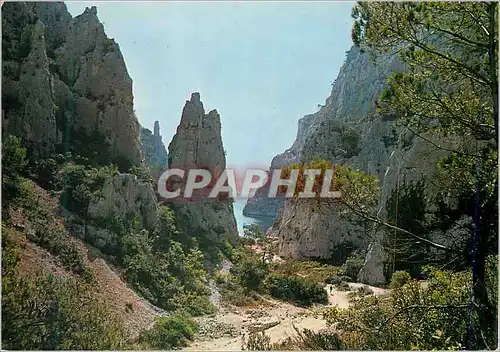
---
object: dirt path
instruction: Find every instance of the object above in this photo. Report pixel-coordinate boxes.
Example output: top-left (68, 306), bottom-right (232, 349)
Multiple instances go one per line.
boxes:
top-left (184, 283), bottom-right (387, 351)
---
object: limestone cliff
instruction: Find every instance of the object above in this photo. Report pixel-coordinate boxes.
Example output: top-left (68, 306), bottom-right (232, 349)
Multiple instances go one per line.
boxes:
top-left (2, 2), bottom-right (142, 170)
top-left (251, 47), bottom-right (453, 284)
top-left (167, 93), bottom-right (239, 255)
top-left (243, 113), bottom-right (318, 218)
top-left (140, 121), bottom-right (168, 177)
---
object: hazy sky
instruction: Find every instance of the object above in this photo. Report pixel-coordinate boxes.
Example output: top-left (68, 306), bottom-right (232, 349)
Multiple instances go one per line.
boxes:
top-left (66, 1), bottom-right (354, 168)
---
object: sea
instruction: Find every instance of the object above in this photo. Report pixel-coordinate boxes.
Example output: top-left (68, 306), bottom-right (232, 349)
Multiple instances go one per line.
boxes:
top-left (232, 198), bottom-right (274, 236)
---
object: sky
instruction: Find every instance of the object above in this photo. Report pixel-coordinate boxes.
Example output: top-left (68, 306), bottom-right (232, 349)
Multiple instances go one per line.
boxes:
top-left (65, 1), bottom-right (355, 169)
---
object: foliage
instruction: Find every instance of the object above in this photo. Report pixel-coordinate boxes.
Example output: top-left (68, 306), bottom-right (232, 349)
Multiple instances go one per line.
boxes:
top-left (139, 311), bottom-right (197, 349)
top-left (242, 331), bottom-right (271, 351)
top-left (294, 328), bottom-right (345, 350)
top-left (129, 165), bottom-right (153, 183)
top-left (59, 163), bottom-right (118, 215)
top-left (2, 240), bottom-right (125, 351)
top-left (341, 251), bottom-right (365, 281)
top-left (2, 135), bottom-right (28, 203)
top-left (121, 225), bottom-right (210, 312)
top-left (271, 259), bottom-right (342, 284)
top-left (389, 270), bottom-right (411, 289)
top-left (215, 273), bottom-right (264, 307)
top-left (231, 248), bottom-right (269, 292)
top-left (335, 281), bottom-right (350, 292)
top-left (352, 4), bottom-right (498, 347)
top-left (325, 274), bottom-right (342, 286)
top-left (265, 273), bottom-right (328, 307)
top-left (243, 223), bottom-right (265, 241)
top-left (357, 285), bottom-right (374, 296)
top-left (321, 267), bottom-right (486, 350)
top-left (153, 205), bottom-right (181, 251)
top-left (2, 175), bottom-right (92, 280)
top-left (30, 157), bottom-right (60, 190)
top-left (384, 179), bottom-right (430, 278)
top-left (2, 135), bottom-right (28, 176)
top-left (171, 292), bottom-right (216, 317)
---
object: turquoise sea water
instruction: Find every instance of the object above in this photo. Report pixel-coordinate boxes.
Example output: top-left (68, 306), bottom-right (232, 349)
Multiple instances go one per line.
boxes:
top-left (232, 198), bottom-right (274, 236)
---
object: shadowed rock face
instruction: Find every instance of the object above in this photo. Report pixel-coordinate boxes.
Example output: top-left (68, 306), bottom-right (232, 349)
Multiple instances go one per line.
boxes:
top-left (2, 2), bottom-right (142, 170)
top-left (167, 93), bottom-right (239, 254)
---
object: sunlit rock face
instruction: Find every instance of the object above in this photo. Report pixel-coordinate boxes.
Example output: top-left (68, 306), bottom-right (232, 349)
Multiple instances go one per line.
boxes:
top-left (2, 2), bottom-right (143, 170)
top-left (167, 93), bottom-right (239, 255)
top-left (251, 46), bottom-right (453, 285)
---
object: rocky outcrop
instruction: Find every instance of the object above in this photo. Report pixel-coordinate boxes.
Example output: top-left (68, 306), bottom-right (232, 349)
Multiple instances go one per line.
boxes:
top-left (8, 20), bottom-right (59, 157)
top-left (65, 173), bottom-right (158, 254)
top-left (167, 93), bottom-right (239, 253)
top-left (168, 93), bottom-right (226, 172)
top-left (140, 121), bottom-right (168, 177)
top-left (243, 113), bottom-right (319, 218)
top-left (2, 2), bottom-right (142, 170)
top-left (87, 173), bottom-right (158, 230)
top-left (251, 46), bottom-right (455, 284)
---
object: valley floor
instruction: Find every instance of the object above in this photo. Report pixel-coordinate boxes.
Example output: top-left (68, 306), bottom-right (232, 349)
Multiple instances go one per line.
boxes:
top-left (185, 282), bottom-right (387, 350)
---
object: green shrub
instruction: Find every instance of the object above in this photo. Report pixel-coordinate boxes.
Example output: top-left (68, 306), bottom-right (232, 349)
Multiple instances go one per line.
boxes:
top-left (170, 292), bottom-right (216, 316)
top-left (340, 275), bottom-right (352, 282)
top-left (31, 158), bottom-right (59, 189)
top-left (325, 274), bottom-right (342, 285)
top-left (59, 163), bottom-right (118, 214)
top-left (121, 228), bottom-right (211, 312)
top-left (357, 285), bottom-right (374, 295)
top-left (295, 328), bottom-right (345, 350)
top-left (216, 273), bottom-right (264, 307)
top-left (27, 227), bottom-right (87, 276)
top-left (239, 236), bottom-right (256, 246)
top-left (389, 270), bottom-right (411, 289)
top-left (2, 135), bottom-right (28, 204)
top-left (243, 331), bottom-right (271, 350)
top-left (232, 249), bottom-right (269, 291)
top-left (265, 274), bottom-right (328, 307)
top-left (2, 273), bottom-right (126, 350)
top-left (335, 281), bottom-right (351, 291)
top-left (322, 267), bottom-right (476, 350)
top-left (140, 312), bottom-right (197, 349)
top-left (243, 223), bottom-right (265, 241)
top-left (341, 251), bottom-right (364, 281)
top-left (2, 135), bottom-right (27, 176)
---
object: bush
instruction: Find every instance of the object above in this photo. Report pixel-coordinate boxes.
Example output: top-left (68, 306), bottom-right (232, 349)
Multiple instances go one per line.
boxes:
top-left (170, 292), bottom-right (216, 317)
top-left (295, 328), bottom-right (345, 350)
top-left (140, 312), bottom-right (197, 349)
top-left (341, 275), bottom-right (352, 282)
top-left (239, 236), bottom-right (256, 246)
top-left (265, 274), bottom-right (328, 307)
top-left (121, 227), bottom-right (211, 313)
top-left (321, 267), bottom-right (477, 350)
top-left (243, 331), bottom-right (271, 350)
top-left (357, 285), bottom-right (374, 295)
top-left (243, 223), bottom-right (265, 241)
top-left (2, 135), bottom-right (28, 203)
top-left (216, 273), bottom-right (264, 307)
top-left (31, 158), bottom-right (59, 189)
top-left (2, 273), bottom-right (126, 350)
top-left (325, 274), bottom-right (342, 285)
top-left (341, 251), bottom-right (364, 281)
top-left (335, 281), bottom-right (351, 291)
top-left (2, 135), bottom-right (27, 177)
top-left (232, 249), bottom-right (269, 292)
top-left (59, 163), bottom-right (118, 214)
top-left (389, 270), bottom-right (411, 289)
